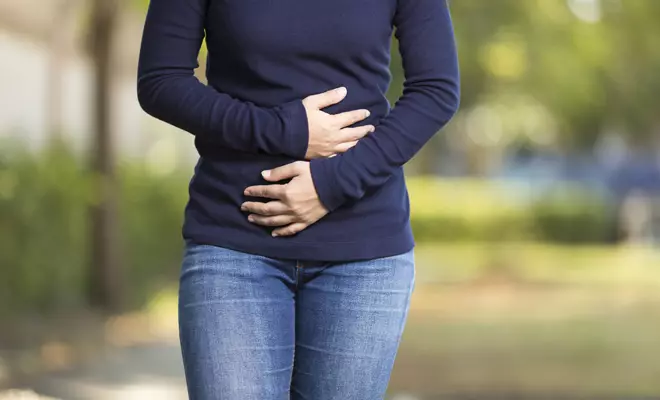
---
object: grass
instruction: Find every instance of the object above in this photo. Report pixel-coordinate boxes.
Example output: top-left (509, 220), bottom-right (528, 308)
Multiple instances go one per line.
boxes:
top-left (413, 242), bottom-right (660, 286)
top-left (388, 242), bottom-right (660, 397)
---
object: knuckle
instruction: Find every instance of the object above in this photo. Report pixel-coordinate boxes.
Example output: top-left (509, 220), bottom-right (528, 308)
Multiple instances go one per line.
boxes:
top-left (348, 130), bottom-right (361, 140)
top-left (343, 128), bottom-right (356, 139)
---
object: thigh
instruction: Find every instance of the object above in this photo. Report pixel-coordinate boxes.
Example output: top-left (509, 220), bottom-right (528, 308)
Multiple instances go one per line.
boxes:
top-left (292, 250), bottom-right (416, 400)
top-left (178, 242), bottom-right (296, 400)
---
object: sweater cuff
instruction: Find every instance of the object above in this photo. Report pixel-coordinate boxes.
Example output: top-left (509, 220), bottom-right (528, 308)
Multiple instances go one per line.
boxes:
top-left (309, 157), bottom-right (347, 212)
top-left (275, 99), bottom-right (309, 159)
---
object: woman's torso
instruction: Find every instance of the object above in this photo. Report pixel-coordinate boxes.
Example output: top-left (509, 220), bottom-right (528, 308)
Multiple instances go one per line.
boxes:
top-left (183, 0), bottom-right (415, 261)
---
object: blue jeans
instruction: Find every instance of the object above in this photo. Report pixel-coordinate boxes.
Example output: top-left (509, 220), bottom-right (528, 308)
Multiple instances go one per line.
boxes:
top-left (178, 241), bottom-right (416, 399)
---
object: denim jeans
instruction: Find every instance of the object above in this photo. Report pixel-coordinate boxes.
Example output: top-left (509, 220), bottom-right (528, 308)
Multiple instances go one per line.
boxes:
top-left (178, 241), bottom-right (416, 400)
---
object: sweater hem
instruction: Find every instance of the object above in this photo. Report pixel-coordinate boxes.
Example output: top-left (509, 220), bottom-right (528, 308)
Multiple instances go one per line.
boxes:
top-left (182, 226), bottom-right (415, 262)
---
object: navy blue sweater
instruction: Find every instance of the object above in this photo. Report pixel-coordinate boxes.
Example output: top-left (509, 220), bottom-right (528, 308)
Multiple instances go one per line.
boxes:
top-left (137, 0), bottom-right (460, 261)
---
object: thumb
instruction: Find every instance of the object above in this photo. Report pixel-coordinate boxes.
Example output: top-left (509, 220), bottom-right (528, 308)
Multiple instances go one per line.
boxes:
top-left (304, 87), bottom-right (347, 110)
top-left (262, 162), bottom-right (304, 182)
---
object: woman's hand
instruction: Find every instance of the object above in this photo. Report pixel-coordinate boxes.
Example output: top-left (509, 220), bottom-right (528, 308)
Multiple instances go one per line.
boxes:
top-left (242, 161), bottom-right (327, 237)
top-left (303, 87), bottom-right (374, 159)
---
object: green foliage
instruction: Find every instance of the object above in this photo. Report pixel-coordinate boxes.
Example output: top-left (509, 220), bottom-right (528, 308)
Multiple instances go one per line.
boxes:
top-left (0, 143), bottom-right (188, 315)
top-left (449, 0), bottom-right (660, 147)
top-left (0, 143), bottom-right (90, 313)
top-left (407, 177), bottom-right (616, 243)
top-left (408, 178), bottom-right (531, 242)
top-left (530, 189), bottom-right (615, 243)
top-left (119, 163), bottom-right (189, 307)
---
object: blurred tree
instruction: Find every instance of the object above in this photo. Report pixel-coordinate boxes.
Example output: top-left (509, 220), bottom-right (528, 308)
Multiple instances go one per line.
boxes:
top-left (399, 0), bottom-right (660, 176)
top-left (87, 0), bottom-right (122, 312)
top-left (449, 0), bottom-right (660, 150)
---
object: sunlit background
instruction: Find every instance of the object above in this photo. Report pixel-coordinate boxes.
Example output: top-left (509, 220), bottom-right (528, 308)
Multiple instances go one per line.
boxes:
top-left (1, 0), bottom-right (660, 398)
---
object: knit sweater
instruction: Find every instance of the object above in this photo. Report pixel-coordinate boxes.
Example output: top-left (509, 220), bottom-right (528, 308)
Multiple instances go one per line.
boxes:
top-left (137, 0), bottom-right (460, 261)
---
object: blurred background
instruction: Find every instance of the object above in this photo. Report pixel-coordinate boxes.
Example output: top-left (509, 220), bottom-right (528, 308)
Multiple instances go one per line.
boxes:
top-left (1, 0), bottom-right (660, 398)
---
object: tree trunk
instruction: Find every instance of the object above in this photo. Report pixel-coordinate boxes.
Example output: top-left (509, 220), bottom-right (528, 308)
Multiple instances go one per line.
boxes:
top-left (87, 0), bottom-right (122, 312)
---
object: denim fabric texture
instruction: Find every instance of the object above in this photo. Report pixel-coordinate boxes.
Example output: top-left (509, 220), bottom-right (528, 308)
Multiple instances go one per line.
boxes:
top-left (178, 241), bottom-right (416, 399)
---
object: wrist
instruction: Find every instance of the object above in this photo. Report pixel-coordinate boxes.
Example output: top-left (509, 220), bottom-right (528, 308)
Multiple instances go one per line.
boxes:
top-left (309, 157), bottom-right (346, 212)
top-left (274, 99), bottom-right (309, 159)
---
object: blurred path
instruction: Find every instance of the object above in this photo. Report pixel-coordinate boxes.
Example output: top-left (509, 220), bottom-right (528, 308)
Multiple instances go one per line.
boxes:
top-left (19, 343), bottom-right (187, 400)
top-left (18, 343), bottom-right (424, 400)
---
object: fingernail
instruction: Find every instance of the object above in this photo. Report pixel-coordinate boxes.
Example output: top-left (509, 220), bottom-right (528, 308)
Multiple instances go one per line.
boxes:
top-left (336, 87), bottom-right (347, 96)
top-left (261, 170), bottom-right (270, 178)
top-left (364, 110), bottom-right (370, 118)
top-left (248, 215), bottom-right (254, 222)
top-left (370, 126), bottom-right (376, 133)
top-left (272, 232), bottom-right (279, 237)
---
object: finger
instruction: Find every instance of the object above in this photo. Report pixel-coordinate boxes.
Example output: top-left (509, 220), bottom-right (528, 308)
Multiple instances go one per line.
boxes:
top-left (333, 140), bottom-right (358, 153)
top-left (244, 184), bottom-right (286, 199)
top-left (272, 222), bottom-right (308, 237)
top-left (331, 109), bottom-right (371, 128)
top-left (339, 125), bottom-right (375, 141)
top-left (304, 87), bottom-right (347, 109)
top-left (262, 161), bottom-right (304, 182)
top-left (247, 214), bottom-right (296, 227)
top-left (241, 201), bottom-right (289, 216)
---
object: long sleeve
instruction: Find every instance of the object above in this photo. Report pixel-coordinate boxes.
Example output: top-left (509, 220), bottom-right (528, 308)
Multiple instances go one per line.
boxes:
top-left (309, 0), bottom-right (460, 211)
top-left (137, 0), bottom-right (309, 158)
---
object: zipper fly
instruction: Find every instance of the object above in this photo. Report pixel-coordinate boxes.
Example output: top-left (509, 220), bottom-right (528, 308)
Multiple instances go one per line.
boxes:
top-left (295, 261), bottom-right (303, 288)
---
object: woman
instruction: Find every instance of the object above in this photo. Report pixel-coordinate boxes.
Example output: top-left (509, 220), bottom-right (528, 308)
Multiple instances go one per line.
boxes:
top-left (137, 0), bottom-right (459, 397)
